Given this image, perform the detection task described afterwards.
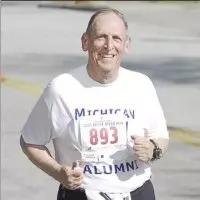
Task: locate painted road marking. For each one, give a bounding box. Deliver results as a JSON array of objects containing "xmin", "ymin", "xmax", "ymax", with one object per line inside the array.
[
  {"xmin": 168, "ymin": 126, "xmax": 200, "ymax": 138},
  {"xmin": 171, "ymin": 133, "xmax": 200, "ymax": 147},
  {"xmin": 1, "ymin": 76, "xmax": 42, "ymax": 97},
  {"xmin": 1, "ymin": 76, "xmax": 200, "ymax": 147}
]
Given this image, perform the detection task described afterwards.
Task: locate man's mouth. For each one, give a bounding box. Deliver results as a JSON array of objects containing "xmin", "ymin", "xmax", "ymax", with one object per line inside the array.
[{"xmin": 102, "ymin": 54, "xmax": 115, "ymax": 58}]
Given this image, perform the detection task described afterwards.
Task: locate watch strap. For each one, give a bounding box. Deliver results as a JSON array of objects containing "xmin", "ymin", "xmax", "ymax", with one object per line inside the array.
[
  {"xmin": 149, "ymin": 139, "xmax": 162, "ymax": 161},
  {"xmin": 149, "ymin": 139, "xmax": 158, "ymax": 149}
]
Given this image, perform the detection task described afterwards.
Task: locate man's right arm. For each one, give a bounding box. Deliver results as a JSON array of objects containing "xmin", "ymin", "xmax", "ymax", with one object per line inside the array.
[
  {"xmin": 20, "ymin": 135, "xmax": 62, "ymax": 182},
  {"xmin": 20, "ymin": 82, "xmax": 84, "ymax": 189},
  {"xmin": 20, "ymin": 136, "xmax": 84, "ymax": 189}
]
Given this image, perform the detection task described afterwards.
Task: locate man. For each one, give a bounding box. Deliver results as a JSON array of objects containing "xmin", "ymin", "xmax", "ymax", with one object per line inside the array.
[{"xmin": 20, "ymin": 8, "xmax": 169, "ymax": 200}]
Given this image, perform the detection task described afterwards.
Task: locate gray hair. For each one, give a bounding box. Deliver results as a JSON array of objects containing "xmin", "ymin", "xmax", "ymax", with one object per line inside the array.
[{"xmin": 85, "ymin": 8, "xmax": 129, "ymax": 35}]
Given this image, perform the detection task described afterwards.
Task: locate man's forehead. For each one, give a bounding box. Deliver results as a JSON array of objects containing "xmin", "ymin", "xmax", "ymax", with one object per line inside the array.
[
  {"xmin": 93, "ymin": 12, "xmax": 124, "ymax": 25},
  {"xmin": 91, "ymin": 12, "xmax": 126, "ymax": 34}
]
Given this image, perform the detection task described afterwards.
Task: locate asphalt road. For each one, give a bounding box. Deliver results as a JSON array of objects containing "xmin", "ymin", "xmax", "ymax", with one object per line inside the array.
[{"xmin": 1, "ymin": 1, "xmax": 200, "ymax": 200}]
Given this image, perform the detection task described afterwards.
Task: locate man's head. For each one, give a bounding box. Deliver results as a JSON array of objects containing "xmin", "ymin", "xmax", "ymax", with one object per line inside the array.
[{"xmin": 81, "ymin": 8, "xmax": 130, "ymax": 81}]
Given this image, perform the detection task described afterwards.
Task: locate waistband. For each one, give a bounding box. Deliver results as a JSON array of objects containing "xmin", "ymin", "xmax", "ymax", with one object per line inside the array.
[{"xmin": 59, "ymin": 179, "xmax": 151, "ymax": 195}]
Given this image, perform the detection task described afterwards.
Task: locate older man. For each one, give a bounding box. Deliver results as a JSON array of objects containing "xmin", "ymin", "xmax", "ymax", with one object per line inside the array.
[{"xmin": 20, "ymin": 8, "xmax": 169, "ymax": 200}]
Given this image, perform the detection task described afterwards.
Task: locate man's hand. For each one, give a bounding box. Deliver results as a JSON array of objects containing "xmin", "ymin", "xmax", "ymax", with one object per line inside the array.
[
  {"xmin": 131, "ymin": 136, "xmax": 154, "ymax": 162},
  {"xmin": 20, "ymin": 136, "xmax": 84, "ymax": 189},
  {"xmin": 58, "ymin": 163, "xmax": 84, "ymax": 190}
]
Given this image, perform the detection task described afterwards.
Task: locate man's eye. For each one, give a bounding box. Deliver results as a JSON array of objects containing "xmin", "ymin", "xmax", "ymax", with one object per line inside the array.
[
  {"xmin": 98, "ymin": 35, "xmax": 105, "ymax": 39},
  {"xmin": 113, "ymin": 36, "xmax": 122, "ymax": 41}
]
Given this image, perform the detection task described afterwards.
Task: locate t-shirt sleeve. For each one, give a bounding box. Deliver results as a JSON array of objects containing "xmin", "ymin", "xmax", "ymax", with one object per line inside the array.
[
  {"xmin": 143, "ymin": 76, "xmax": 169, "ymax": 139},
  {"xmin": 21, "ymin": 82, "xmax": 69, "ymax": 145}
]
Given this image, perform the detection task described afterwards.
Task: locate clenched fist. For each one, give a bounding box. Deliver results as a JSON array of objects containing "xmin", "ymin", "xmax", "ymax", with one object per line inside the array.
[
  {"xmin": 131, "ymin": 136, "xmax": 154, "ymax": 162},
  {"xmin": 58, "ymin": 162, "xmax": 84, "ymax": 190}
]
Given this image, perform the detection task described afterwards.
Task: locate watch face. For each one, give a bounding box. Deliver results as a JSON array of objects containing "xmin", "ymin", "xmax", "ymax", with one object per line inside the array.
[{"xmin": 155, "ymin": 148, "xmax": 162, "ymax": 159}]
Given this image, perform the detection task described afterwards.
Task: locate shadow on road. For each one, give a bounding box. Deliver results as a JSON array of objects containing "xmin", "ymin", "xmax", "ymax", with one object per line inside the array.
[
  {"xmin": 123, "ymin": 56, "xmax": 200, "ymax": 85},
  {"xmin": 2, "ymin": 53, "xmax": 200, "ymax": 85}
]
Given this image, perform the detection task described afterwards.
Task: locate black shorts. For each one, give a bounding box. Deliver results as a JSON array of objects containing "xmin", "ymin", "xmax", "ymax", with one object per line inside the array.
[{"xmin": 57, "ymin": 179, "xmax": 155, "ymax": 200}]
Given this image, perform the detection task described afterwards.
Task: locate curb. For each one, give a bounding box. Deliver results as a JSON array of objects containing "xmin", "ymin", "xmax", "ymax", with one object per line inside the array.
[{"xmin": 1, "ymin": 75, "xmax": 200, "ymax": 147}]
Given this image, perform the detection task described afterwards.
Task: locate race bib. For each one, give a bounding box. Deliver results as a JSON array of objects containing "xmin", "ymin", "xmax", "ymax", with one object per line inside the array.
[{"xmin": 79, "ymin": 116, "xmax": 128, "ymax": 162}]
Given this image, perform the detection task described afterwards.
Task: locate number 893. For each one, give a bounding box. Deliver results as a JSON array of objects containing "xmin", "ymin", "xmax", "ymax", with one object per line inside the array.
[{"xmin": 89, "ymin": 127, "xmax": 118, "ymax": 145}]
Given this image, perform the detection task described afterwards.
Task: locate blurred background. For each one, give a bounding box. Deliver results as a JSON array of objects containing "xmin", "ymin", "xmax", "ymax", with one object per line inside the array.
[{"xmin": 1, "ymin": 1, "xmax": 200, "ymax": 200}]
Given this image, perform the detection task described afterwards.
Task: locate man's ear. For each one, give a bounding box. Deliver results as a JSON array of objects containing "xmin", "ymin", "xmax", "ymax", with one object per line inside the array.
[
  {"xmin": 124, "ymin": 36, "xmax": 131, "ymax": 54},
  {"xmin": 81, "ymin": 33, "xmax": 88, "ymax": 52}
]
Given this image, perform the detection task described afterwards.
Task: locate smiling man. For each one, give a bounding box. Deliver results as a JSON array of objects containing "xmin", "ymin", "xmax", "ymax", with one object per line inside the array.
[
  {"xmin": 82, "ymin": 10, "xmax": 129, "ymax": 84},
  {"xmin": 20, "ymin": 8, "xmax": 169, "ymax": 200}
]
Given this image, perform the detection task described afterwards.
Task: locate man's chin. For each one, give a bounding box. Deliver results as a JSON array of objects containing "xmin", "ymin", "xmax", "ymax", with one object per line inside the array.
[{"xmin": 98, "ymin": 63, "xmax": 116, "ymax": 72}]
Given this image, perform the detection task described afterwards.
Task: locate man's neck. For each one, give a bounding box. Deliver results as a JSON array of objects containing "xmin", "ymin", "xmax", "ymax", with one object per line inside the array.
[{"xmin": 86, "ymin": 65, "xmax": 119, "ymax": 84}]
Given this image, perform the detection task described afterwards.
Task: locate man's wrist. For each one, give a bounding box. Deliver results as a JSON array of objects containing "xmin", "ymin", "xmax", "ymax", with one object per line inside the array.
[
  {"xmin": 149, "ymin": 139, "xmax": 163, "ymax": 161},
  {"xmin": 50, "ymin": 163, "xmax": 64, "ymax": 183}
]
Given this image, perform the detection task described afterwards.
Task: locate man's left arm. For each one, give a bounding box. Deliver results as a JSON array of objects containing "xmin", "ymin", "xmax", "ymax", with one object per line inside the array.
[
  {"xmin": 152, "ymin": 137, "xmax": 169, "ymax": 154},
  {"xmin": 133, "ymin": 76, "xmax": 169, "ymax": 162},
  {"xmin": 132, "ymin": 136, "xmax": 169, "ymax": 162}
]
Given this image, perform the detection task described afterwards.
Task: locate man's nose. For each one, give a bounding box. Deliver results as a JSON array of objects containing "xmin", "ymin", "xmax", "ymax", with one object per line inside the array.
[{"xmin": 104, "ymin": 37, "xmax": 114, "ymax": 50}]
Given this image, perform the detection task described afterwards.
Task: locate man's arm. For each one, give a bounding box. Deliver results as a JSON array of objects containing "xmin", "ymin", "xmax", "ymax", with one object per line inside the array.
[
  {"xmin": 20, "ymin": 136, "xmax": 84, "ymax": 189},
  {"xmin": 132, "ymin": 136, "xmax": 169, "ymax": 162},
  {"xmin": 152, "ymin": 137, "xmax": 169, "ymax": 154},
  {"xmin": 20, "ymin": 135, "xmax": 62, "ymax": 182}
]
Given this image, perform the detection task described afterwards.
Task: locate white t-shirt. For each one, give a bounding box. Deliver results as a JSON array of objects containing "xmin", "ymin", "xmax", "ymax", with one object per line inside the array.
[{"xmin": 21, "ymin": 65, "xmax": 169, "ymax": 193}]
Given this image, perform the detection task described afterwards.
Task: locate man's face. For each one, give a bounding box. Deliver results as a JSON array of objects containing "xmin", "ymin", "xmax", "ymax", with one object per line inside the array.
[{"xmin": 82, "ymin": 12, "xmax": 130, "ymax": 73}]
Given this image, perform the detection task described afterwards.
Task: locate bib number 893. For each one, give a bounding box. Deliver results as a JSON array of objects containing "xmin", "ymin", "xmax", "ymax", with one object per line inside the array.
[{"xmin": 90, "ymin": 127, "xmax": 118, "ymax": 145}]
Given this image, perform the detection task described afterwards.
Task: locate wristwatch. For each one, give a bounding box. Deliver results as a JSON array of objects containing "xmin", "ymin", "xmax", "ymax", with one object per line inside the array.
[{"xmin": 149, "ymin": 139, "xmax": 162, "ymax": 161}]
